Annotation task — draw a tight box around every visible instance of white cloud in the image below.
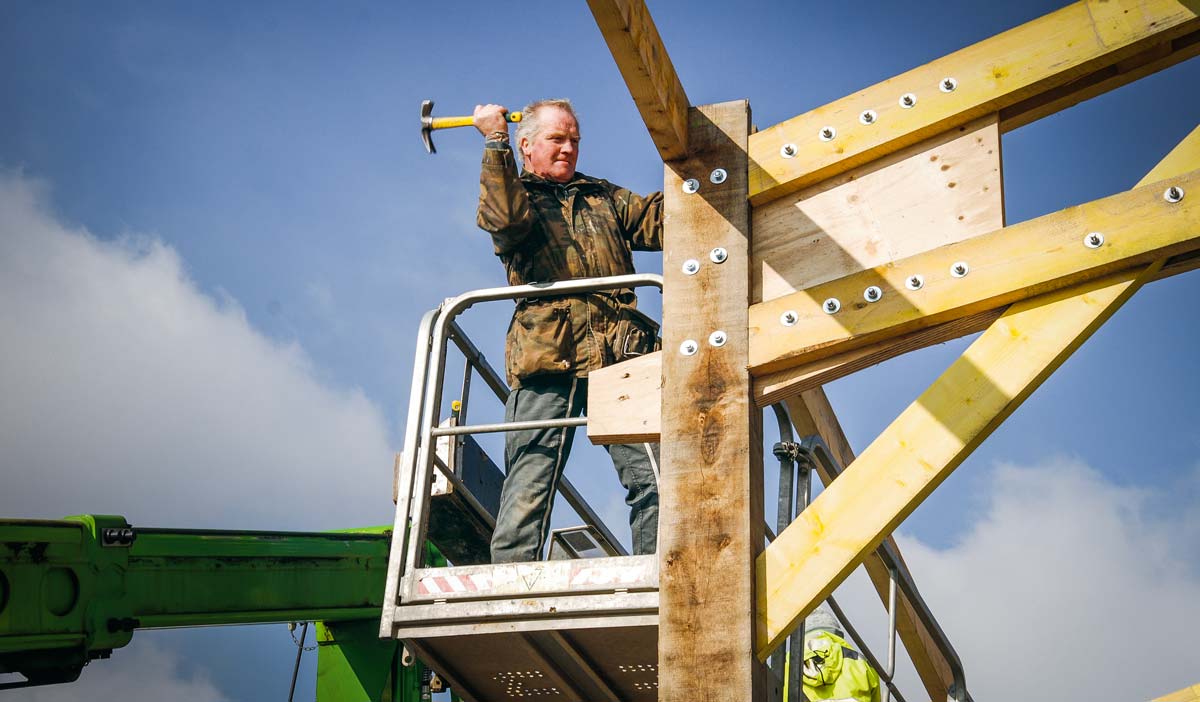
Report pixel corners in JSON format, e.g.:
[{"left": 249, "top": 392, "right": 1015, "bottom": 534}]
[
  {"left": 839, "top": 457, "right": 1200, "bottom": 702},
  {"left": 0, "top": 172, "right": 396, "bottom": 531},
  {"left": 4, "top": 638, "right": 231, "bottom": 702}
]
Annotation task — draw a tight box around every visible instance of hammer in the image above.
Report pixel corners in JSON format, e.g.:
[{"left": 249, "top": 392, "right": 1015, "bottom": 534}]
[{"left": 421, "top": 100, "right": 522, "bottom": 154}]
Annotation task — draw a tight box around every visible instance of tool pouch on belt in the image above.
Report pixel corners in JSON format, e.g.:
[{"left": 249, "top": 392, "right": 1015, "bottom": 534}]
[
  {"left": 612, "top": 304, "right": 661, "bottom": 363},
  {"left": 505, "top": 298, "right": 575, "bottom": 384}
]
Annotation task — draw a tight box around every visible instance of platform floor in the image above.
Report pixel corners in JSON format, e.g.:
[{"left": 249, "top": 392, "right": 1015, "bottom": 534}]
[{"left": 408, "top": 624, "right": 658, "bottom": 702}]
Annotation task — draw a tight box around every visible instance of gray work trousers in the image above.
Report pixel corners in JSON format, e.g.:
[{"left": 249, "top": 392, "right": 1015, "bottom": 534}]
[{"left": 490, "top": 373, "right": 659, "bottom": 563}]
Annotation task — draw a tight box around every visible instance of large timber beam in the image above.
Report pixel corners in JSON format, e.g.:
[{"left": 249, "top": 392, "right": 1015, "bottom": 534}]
[
  {"left": 587, "top": 0, "right": 690, "bottom": 160},
  {"left": 1155, "top": 682, "right": 1200, "bottom": 702},
  {"left": 659, "top": 101, "right": 765, "bottom": 702},
  {"left": 754, "top": 125, "right": 1200, "bottom": 659},
  {"left": 749, "top": 167, "right": 1200, "bottom": 377},
  {"left": 747, "top": 0, "right": 1200, "bottom": 206}
]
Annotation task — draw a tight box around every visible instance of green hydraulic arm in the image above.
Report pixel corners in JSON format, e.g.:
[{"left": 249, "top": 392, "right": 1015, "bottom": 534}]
[{"left": 0, "top": 514, "right": 447, "bottom": 700}]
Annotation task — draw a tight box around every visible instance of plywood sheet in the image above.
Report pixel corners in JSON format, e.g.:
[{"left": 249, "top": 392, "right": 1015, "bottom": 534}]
[{"left": 752, "top": 114, "right": 1002, "bottom": 304}]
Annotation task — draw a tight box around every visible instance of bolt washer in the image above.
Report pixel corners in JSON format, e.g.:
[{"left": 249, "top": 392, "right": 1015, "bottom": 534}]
[
  {"left": 864, "top": 286, "right": 883, "bottom": 302},
  {"left": 679, "top": 340, "right": 698, "bottom": 356},
  {"left": 950, "top": 261, "right": 969, "bottom": 278},
  {"left": 823, "top": 298, "right": 841, "bottom": 314},
  {"left": 900, "top": 93, "right": 918, "bottom": 108},
  {"left": 708, "top": 330, "right": 727, "bottom": 347},
  {"left": 859, "top": 110, "right": 878, "bottom": 125},
  {"left": 819, "top": 126, "right": 836, "bottom": 142},
  {"left": 1164, "top": 186, "right": 1185, "bottom": 203},
  {"left": 709, "top": 247, "right": 728, "bottom": 264},
  {"left": 780, "top": 143, "right": 798, "bottom": 159},
  {"left": 682, "top": 178, "right": 700, "bottom": 194},
  {"left": 905, "top": 274, "right": 925, "bottom": 291},
  {"left": 1084, "top": 232, "right": 1105, "bottom": 249},
  {"left": 780, "top": 311, "right": 798, "bottom": 327},
  {"left": 682, "top": 259, "right": 700, "bottom": 275},
  {"left": 939, "top": 77, "right": 957, "bottom": 93},
  {"left": 710, "top": 168, "right": 727, "bottom": 184}
]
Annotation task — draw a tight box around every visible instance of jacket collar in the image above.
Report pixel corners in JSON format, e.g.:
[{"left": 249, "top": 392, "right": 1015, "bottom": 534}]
[{"left": 520, "top": 169, "right": 601, "bottom": 190}]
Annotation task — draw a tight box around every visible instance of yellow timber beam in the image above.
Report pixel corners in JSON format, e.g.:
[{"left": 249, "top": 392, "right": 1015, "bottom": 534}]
[
  {"left": 753, "top": 126, "right": 1200, "bottom": 660},
  {"left": 746, "top": 0, "right": 1200, "bottom": 206},
  {"left": 748, "top": 167, "right": 1200, "bottom": 377},
  {"left": 1155, "top": 683, "right": 1200, "bottom": 702},
  {"left": 587, "top": 0, "right": 691, "bottom": 160}
]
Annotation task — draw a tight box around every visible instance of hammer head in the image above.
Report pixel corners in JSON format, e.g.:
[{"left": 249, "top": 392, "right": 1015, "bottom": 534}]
[{"left": 420, "top": 100, "right": 436, "bottom": 154}]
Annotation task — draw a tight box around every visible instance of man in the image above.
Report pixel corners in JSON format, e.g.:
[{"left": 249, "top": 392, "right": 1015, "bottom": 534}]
[
  {"left": 795, "top": 602, "right": 882, "bottom": 702},
  {"left": 472, "top": 99, "right": 663, "bottom": 563}
]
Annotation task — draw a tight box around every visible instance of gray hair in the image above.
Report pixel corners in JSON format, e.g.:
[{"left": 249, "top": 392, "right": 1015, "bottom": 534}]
[{"left": 515, "top": 98, "right": 579, "bottom": 152}]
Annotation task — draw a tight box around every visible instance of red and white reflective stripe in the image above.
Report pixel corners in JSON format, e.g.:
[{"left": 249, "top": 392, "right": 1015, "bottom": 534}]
[{"left": 417, "top": 572, "right": 492, "bottom": 596}]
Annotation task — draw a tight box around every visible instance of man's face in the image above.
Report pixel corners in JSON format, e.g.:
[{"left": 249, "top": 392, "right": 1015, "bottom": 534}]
[{"left": 520, "top": 107, "right": 580, "bottom": 183}]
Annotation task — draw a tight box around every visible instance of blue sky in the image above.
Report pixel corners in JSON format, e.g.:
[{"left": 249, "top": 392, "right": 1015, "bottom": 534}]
[{"left": 2, "top": 1, "right": 1198, "bottom": 700}]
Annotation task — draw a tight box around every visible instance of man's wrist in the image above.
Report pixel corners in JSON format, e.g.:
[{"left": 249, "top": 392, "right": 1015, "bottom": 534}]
[{"left": 484, "top": 131, "right": 510, "bottom": 150}]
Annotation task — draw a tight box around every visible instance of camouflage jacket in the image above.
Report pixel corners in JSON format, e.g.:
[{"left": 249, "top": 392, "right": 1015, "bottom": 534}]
[{"left": 476, "top": 143, "right": 664, "bottom": 387}]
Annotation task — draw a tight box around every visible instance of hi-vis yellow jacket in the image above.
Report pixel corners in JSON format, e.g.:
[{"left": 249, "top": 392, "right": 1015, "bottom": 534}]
[{"left": 795, "top": 629, "right": 882, "bottom": 702}]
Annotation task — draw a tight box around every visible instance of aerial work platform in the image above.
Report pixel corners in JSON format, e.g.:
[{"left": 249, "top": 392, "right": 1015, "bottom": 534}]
[{"left": 379, "top": 275, "right": 665, "bottom": 701}]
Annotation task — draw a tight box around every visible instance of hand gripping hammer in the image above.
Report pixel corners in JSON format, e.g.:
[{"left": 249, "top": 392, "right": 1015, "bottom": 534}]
[{"left": 420, "top": 100, "right": 522, "bottom": 154}]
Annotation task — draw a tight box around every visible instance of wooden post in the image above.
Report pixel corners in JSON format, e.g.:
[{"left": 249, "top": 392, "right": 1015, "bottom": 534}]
[{"left": 659, "top": 101, "right": 764, "bottom": 701}]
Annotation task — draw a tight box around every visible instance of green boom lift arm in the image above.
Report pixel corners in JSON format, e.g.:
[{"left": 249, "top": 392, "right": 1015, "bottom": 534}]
[{"left": 0, "top": 514, "right": 445, "bottom": 700}]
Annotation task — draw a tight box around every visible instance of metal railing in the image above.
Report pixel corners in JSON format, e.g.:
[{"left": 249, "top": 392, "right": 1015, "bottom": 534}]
[{"left": 384, "top": 273, "right": 664, "bottom": 611}]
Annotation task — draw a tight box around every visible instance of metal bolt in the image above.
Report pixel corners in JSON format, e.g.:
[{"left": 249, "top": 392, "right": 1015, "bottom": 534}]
[
  {"left": 679, "top": 339, "right": 699, "bottom": 356},
  {"left": 708, "top": 330, "right": 728, "bottom": 347},
  {"left": 1164, "top": 186, "right": 1185, "bottom": 203},
  {"left": 864, "top": 286, "right": 882, "bottom": 302},
  {"left": 819, "top": 126, "right": 836, "bottom": 142},
  {"left": 780, "top": 310, "right": 798, "bottom": 327},
  {"left": 905, "top": 274, "right": 925, "bottom": 291},
  {"left": 859, "top": 109, "right": 877, "bottom": 125},
  {"left": 780, "top": 143, "right": 798, "bottom": 159},
  {"left": 682, "top": 178, "right": 700, "bottom": 194},
  {"left": 940, "top": 77, "right": 958, "bottom": 93},
  {"left": 900, "top": 93, "right": 917, "bottom": 108},
  {"left": 682, "top": 259, "right": 700, "bottom": 275},
  {"left": 709, "top": 247, "right": 728, "bottom": 264},
  {"left": 709, "top": 168, "right": 728, "bottom": 184},
  {"left": 951, "top": 261, "right": 969, "bottom": 278},
  {"left": 1084, "top": 232, "right": 1105, "bottom": 249},
  {"left": 823, "top": 297, "right": 841, "bottom": 314}
]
